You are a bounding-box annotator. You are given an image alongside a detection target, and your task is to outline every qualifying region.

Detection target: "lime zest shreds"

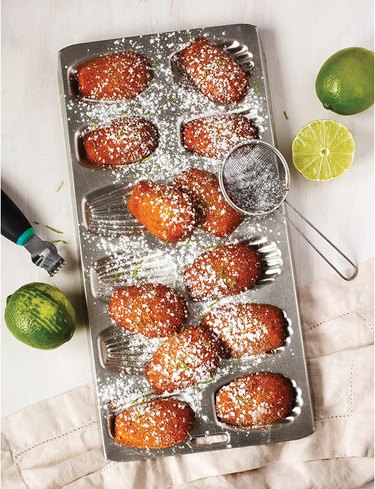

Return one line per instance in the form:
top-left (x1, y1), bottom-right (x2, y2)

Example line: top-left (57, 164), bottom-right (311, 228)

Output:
top-left (283, 111), bottom-right (289, 120)
top-left (235, 395), bottom-right (250, 409)
top-left (131, 262), bottom-right (143, 278)
top-left (252, 81), bottom-right (260, 96)
top-left (203, 242), bottom-right (225, 250)
top-left (46, 225), bottom-right (64, 234)
top-left (130, 394), bottom-right (150, 405)
top-left (52, 240), bottom-right (69, 244)
top-left (208, 300), bottom-right (220, 308)
top-left (177, 357), bottom-right (190, 371)
top-left (196, 378), bottom-right (213, 393)
top-left (292, 120), bottom-right (355, 181)
top-left (197, 378), bottom-right (212, 386)
top-left (184, 238), bottom-right (196, 248)
top-left (116, 109), bottom-right (127, 115)
top-left (272, 418), bottom-right (285, 425)
top-left (114, 271), bottom-right (123, 280)
top-left (225, 277), bottom-right (237, 289)
top-left (55, 180), bottom-right (64, 192)
top-left (233, 360), bottom-right (241, 370)
top-left (217, 265), bottom-right (236, 289)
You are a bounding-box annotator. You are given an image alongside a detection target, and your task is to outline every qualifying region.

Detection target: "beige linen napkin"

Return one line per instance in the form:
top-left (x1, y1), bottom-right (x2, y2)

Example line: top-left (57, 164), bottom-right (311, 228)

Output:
top-left (2, 260), bottom-right (374, 489)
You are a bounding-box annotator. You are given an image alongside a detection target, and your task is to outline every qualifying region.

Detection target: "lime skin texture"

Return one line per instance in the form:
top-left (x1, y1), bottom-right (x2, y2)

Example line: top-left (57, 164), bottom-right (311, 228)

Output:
top-left (5, 282), bottom-right (76, 350)
top-left (316, 47), bottom-right (374, 115)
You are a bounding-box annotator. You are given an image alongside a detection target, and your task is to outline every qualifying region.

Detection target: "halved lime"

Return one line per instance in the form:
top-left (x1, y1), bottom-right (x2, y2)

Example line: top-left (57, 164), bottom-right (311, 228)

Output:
top-left (292, 120), bottom-right (355, 181)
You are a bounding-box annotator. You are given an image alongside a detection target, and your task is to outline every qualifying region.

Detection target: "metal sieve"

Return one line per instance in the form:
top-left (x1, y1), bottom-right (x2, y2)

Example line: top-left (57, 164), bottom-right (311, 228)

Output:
top-left (219, 140), bottom-right (358, 281)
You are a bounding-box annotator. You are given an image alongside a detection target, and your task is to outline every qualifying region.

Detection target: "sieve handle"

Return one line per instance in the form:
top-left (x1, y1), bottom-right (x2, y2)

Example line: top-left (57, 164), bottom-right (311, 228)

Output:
top-left (284, 201), bottom-right (358, 281)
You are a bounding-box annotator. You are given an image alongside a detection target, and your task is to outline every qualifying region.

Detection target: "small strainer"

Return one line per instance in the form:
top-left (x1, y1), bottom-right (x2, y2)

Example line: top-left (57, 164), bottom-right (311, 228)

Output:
top-left (219, 140), bottom-right (358, 281)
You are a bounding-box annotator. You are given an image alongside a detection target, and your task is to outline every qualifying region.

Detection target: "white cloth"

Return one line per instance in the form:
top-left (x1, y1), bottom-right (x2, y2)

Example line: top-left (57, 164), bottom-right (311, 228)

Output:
top-left (2, 260), bottom-right (374, 489)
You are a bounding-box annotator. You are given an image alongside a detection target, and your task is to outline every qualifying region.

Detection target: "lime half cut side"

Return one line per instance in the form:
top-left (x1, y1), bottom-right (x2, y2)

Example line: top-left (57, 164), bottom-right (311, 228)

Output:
top-left (292, 120), bottom-right (355, 181)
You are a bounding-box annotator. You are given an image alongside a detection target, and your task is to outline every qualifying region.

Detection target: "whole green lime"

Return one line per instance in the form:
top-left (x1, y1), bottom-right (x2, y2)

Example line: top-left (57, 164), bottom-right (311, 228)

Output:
top-left (4, 282), bottom-right (76, 349)
top-left (316, 47), bottom-right (374, 115)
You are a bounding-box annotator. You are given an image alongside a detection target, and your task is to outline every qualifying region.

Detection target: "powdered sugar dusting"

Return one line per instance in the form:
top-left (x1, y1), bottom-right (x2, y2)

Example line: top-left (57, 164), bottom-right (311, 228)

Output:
top-left (215, 372), bottom-right (296, 428)
top-left (201, 302), bottom-right (288, 358)
top-left (60, 25), bottom-right (311, 460)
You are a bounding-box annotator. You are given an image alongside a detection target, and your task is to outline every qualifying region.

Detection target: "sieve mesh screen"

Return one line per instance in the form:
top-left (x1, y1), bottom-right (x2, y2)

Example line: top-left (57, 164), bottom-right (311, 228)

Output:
top-left (221, 142), bottom-right (288, 214)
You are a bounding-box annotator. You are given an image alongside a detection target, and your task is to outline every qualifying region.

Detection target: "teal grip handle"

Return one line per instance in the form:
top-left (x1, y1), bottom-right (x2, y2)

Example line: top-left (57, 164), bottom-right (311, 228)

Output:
top-left (16, 227), bottom-right (35, 245)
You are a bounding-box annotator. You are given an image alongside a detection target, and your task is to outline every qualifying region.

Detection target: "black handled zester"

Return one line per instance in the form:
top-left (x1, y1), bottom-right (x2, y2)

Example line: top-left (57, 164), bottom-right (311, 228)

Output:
top-left (1, 190), bottom-right (65, 276)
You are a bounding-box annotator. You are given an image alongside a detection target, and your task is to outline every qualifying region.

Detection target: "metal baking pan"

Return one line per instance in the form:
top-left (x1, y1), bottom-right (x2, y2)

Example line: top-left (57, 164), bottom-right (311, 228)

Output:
top-left (58, 23), bottom-right (315, 462)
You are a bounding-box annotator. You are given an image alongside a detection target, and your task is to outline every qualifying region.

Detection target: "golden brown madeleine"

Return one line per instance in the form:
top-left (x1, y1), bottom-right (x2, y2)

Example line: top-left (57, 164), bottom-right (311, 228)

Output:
top-left (178, 38), bottom-right (248, 104)
top-left (184, 243), bottom-right (262, 301)
top-left (174, 168), bottom-right (243, 238)
top-left (145, 327), bottom-right (222, 393)
top-left (128, 180), bottom-right (195, 242)
top-left (182, 115), bottom-right (258, 159)
top-left (108, 284), bottom-right (188, 338)
top-left (201, 303), bottom-right (287, 358)
top-left (215, 372), bottom-right (295, 427)
top-left (114, 397), bottom-right (194, 448)
top-left (77, 52), bottom-right (152, 100)
top-left (83, 117), bottom-right (158, 166)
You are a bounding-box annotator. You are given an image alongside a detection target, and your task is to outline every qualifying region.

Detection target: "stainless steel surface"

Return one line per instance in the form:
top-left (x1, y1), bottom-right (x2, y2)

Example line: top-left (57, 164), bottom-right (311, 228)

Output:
top-left (98, 236), bottom-right (283, 372)
top-left (219, 139), bottom-right (289, 215)
top-left (58, 23), bottom-right (315, 462)
top-left (24, 234), bottom-right (65, 276)
top-left (219, 139), bottom-right (358, 280)
top-left (284, 202), bottom-right (358, 281)
top-left (92, 247), bottom-right (178, 299)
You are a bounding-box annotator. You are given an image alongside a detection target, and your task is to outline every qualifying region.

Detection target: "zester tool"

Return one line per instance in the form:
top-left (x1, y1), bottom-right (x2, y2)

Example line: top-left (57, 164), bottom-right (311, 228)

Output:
top-left (1, 190), bottom-right (65, 276)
